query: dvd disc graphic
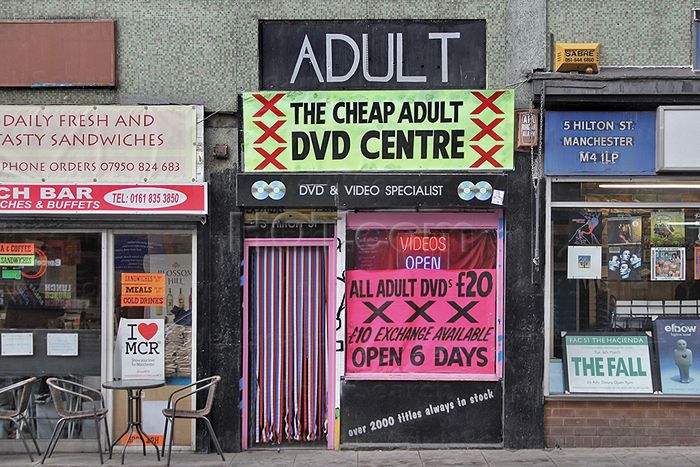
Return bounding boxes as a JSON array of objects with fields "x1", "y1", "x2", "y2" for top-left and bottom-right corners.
[
  {"x1": 475, "y1": 181, "x2": 493, "y2": 201},
  {"x1": 457, "y1": 181, "x2": 476, "y2": 201},
  {"x1": 251, "y1": 180, "x2": 269, "y2": 200},
  {"x1": 268, "y1": 180, "x2": 286, "y2": 200}
]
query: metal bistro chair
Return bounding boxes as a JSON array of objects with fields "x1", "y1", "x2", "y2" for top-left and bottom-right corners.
[
  {"x1": 0, "y1": 377, "x2": 41, "y2": 461},
  {"x1": 161, "y1": 375, "x2": 224, "y2": 466},
  {"x1": 42, "y1": 378, "x2": 111, "y2": 465}
]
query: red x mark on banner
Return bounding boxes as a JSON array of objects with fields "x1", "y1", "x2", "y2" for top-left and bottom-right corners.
[
  {"x1": 471, "y1": 91, "x2": 505, "y2": 115},
  {"x1": 471, "y1": 118, "x2": 504, "y2": 142},
  {"x1": 470, "y1": 144, "x2": 504, "y2": 168},
  {"x1": 253, "y1": 120, "x2": 286, "y2": 144},
  {"x1": 252, "y1": 93, "x2": 286, "y2": 118},
  {"x1": 254, "y1": 147, "x2": 287, "y2": 170}
]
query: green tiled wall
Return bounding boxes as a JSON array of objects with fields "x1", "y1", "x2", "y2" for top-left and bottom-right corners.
[
  {"x1": 548, "y1": 0, "x2": 700, "y2": 67},
  {"x1": 0, "y1": 0, "x2": 508, "y2": 111}
]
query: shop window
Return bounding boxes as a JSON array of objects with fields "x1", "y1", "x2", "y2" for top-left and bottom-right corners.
[
  {"x1": 345, "y1": 212, "x2": 503, "y2": 380},
  {"x1": 347, "y1": 228, "x2": 496, "y2": 271},
  {"x1": 549, "y1": 181, "x2": 700, "y2": 394},
  {"x1": 113, "y1": 232, "x2": 194, "y2": 446},
  {"x1": 0, "y1": 232, "x2": 102, "y2": 440}
]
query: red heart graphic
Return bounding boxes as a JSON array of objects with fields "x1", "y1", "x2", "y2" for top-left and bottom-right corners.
[{"x1": 138, "y1": 323, "x2": 158, "y2": 340}]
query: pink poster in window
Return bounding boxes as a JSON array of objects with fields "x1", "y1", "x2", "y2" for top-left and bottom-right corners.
[{"x1": 345, "y1": 268, "x2": 497, "y2": 376}]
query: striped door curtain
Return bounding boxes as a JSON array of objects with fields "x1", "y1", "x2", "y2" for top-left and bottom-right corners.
[{"x1": 249, "y1": 245, "x2": 328, "y2": 444}]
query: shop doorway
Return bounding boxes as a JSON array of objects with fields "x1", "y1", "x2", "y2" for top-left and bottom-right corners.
[
  {"x1": 110, "y1": 231, "x2": 196, "y2": 449},
  {"x1": 243, "y1": 239, "x2": 335, "y2": 448}
]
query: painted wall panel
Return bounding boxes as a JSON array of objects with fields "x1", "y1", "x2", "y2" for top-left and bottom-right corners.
[{"x1": 0, "y1": 20, "x2": 115, "y2": 87}]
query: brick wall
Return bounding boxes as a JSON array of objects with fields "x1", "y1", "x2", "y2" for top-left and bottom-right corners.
[{"x1": 545, "y1": 400, "x2": 700, "y2": 447}]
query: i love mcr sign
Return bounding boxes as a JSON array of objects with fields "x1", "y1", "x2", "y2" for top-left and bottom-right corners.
[
  {"x1": 114, "y1": 319, "x2": 165, "y2": 380},
  {"x1": 242, "y1": 90, "x2": 514, "y2": 172}
]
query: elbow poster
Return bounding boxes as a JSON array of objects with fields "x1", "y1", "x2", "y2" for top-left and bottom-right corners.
[
  {"x1": 345, "y1": 268, "x2": 499, "y2": 379},
  {"x1": 654, "y1": 318, "x2": 700, "y2": 395}
]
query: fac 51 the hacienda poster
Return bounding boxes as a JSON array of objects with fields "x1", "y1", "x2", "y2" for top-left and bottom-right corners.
[{"x1": 562, "y1": 333, "x2": 654, "y2": 394}]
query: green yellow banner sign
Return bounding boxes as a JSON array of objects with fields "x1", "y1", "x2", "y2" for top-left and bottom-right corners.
[
  {"x1": 243, "y1": 90, "x2": 514, "y2": 172},
  {"x1": 0, "y1": 255, "x2": 34, "y2": 266}
]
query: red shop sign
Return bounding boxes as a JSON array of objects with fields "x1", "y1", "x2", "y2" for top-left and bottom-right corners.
[{"x1": 0, "y1": 183, "x2": 207, "y2": 215}]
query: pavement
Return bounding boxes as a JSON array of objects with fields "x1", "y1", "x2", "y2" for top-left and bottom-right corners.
[{"x1": 2, "y1": 447, "x2": 700, "y2": 467}]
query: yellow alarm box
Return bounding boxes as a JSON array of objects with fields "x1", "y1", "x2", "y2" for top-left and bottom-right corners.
[{"x1": 555, "y1": 43, "x2": 599, "y2": 73}]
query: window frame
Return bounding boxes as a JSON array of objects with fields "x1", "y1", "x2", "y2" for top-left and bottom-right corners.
[
  {"x1": 108, "y1": 228, "x2": 198, "y2": 450},
  {"x1": 545, "y1": 177, "x2": 700, "y2": 399},
  {"x1": 693, "y1": 8, "x2": 700, "y2": 71},
  {"x1": 345, "y1": 211, "x2": 505, "y2": 382}
]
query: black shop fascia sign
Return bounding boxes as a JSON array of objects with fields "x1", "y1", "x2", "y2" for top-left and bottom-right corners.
[
  {"x1": 236, "y1": 173, "x2": 507, "y2": 209},
  {"x1": 259, "y1": 20, "x2": 486, "y2": 90}
]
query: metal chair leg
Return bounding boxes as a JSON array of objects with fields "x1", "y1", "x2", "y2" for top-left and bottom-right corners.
[
  {"x1": 20, "y1": 414, "x2": 41, "y2": 455},
  {"x1": 13, "y1": 419, "x2": 34, "y2": 462},
  {"x1": 49, "y1": 419, "x2": 70, "y2": 457},
  {"x1": 161, "y1": 416, "x2": 169, "y2": 457},
  {"x1": 94, "y1": 415, "x2": 104, "y2": 465},
  {"x1": 166, "y1": 418, "x2": 175, "y2": 467},
  {"x1": 47, "y1": 419, "x2": 66, "y2": 457},
  {"x1": 103, "y1": 416, "x2": 113, "y2": 459},
  {"x1": 41, "y1": 418, "x2": 65, "y2": 464},
  {"x1": 202, "y1": 417, "x2": 225, "y2": 462}
]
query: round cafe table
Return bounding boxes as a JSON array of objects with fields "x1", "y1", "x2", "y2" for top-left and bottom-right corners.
[{"x1": 102, "y1": 379, "x2": 165, "y2": 465}]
